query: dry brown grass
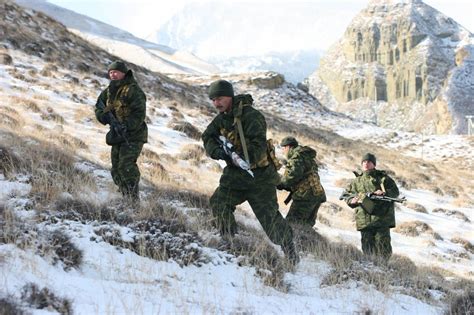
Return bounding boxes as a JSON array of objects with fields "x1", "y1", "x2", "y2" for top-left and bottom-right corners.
[
  {"x1": 0, "y1": 130, "x2": 96, "y2": 205},
  {"x1": 451, "y1": 237, "x2": 474, "y2": 255},
  {"x1": 405, "y1": 202, "x2": 428, "y2": 213}
]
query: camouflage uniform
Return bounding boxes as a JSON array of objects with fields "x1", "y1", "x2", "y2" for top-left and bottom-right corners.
[
  {"x1": 341, "y1": 168, "x2": 399, "y2": 259},
  {"x1": 95, "y1": 66, "x2": 147, "y2": 201},
  {"x1": 279, "y1": 144, "x2": 326, "y2": 226},
  {"x1": 202, "y1": 93, "x2": 296, "y2": 261}
]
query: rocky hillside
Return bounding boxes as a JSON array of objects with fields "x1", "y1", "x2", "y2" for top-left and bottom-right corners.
[
  {"x1": 1, "y1": 1, "x2": 473, "y2": 313},
  {"x1": 305, "y1": 0, "x2": 474, "y2": 134},
  {"x1": 14, "y1": 0, "x2": 219, "y2": 75}
]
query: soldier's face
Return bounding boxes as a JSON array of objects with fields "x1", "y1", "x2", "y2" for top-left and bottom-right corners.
[
  {"x1": 211, "y1": 96, "x2": 233, "y2": 113},
  {"x1": 283, "y1": 145, "x2": 290, "y2": 156},
  {"x1": 362, "y1": 160, "x2": 375, "y2": 171},
  {"x1": 109, "y1": 70, "x2": 125, "y2": 81}
]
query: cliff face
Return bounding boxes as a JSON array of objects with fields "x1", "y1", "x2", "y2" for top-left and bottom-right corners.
[{"x1": 307, "y1": 0, "x2": 474, "y2": 134}]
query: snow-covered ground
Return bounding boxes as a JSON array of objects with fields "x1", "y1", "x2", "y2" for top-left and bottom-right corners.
[{"x1": 1, "y1": 10, "x2": 473, "y2": 313}]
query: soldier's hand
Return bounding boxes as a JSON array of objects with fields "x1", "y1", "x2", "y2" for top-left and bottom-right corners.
[
  {"x1": 350, "y1": 197, "x2": 360, "y2": 204},
  {"x1": 214, "y1": 149, "x2": 228, "y2": 161},
  {"x1": 373, "y1": 190, "x2": 385, "y2": 196}
]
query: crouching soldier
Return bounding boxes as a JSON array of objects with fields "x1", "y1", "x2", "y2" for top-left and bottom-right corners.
[
  {"x1": 277, "y1": 137, "x2": 326, "y2": 226},
  {"x1": 202, "y1": 79, "x2": 299, "y2": 265},
  {"x1": 95, "y1": 60, "x2": 148, "y2": 203},
  {"x1": 340, "y1": 153, "x2": 399, "y2": 259}
]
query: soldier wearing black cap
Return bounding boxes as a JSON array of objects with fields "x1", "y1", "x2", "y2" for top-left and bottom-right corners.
[
  {"x1": 202, "y1": 79, "x2": 299, "y2": 265},
  {"x1": 277, "y1": 137, "x2": 326, "y2": 227},
  {"x1": 340, "y1": 153, "x2": 400, "y2": 259},
  {"x1": 95, "y1": 60, "x2": 148, "y2": 204}
]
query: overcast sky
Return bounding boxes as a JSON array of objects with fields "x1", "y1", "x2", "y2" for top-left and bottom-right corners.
[{"x1": 47, "y1": 0, "x2": 473, "y2": 43}]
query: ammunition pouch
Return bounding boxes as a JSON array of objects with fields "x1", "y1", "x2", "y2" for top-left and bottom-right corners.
[{"x1": 106, "y1": 128, "x2": 125, "y2": 145}]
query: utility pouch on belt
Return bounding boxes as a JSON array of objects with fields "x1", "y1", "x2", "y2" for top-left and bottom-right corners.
[{"x1": 360, "y1": 193, "x2": 376, "y2": 214}]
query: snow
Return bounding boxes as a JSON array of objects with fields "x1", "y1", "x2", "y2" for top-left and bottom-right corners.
[{"x1": 1, "y1": 5, "x2": 473, "y2": 313}]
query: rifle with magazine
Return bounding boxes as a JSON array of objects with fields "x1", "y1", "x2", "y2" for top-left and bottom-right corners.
[
  {"x1": 339, "y1": 192, "x2": 405, "y2": 215},
  {"x1": 96, "y1": 99, "x2": 129, "y2": 146},
  {"x1": 339, "y1": 192, "x2": 406, "y2": 203},
  {"x1": 215, "y1": 135, "x2": 254, "y2": 178}
]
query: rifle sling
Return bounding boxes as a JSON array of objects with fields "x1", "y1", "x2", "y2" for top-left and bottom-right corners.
[{"x1": 234, "y1": 100, "x2": 250, "y2": 165}]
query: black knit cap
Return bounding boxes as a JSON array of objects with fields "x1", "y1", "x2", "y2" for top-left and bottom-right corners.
[
  {"x1": 361, "y1": 153, "x2": 376, "y2": 166},
  {"x1": 108, "y1": 60, "x2": 128, "y2": 74},
  {"x1": 280, "y1": 136, "x2": 298, "y2": 147},
  {"x1": 208, "y1": 80, "x2": 234, "y2": 99}
]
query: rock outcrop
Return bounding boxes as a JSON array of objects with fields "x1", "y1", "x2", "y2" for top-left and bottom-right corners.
[{"x1": 306, "y1": 0, "x2": 474, "y2": 134}]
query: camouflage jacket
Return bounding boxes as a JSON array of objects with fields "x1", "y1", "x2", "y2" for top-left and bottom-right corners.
[
  {"x1": 95, "y1": 70, "x2": 148, "y2": 145},
  {"x1": 202, "y1": 94, "x2": 279, "y2": 189},
  {"x1": 341, "y1": 169, "x2": 399, "y2": 230},
  {"x1": 280, "y1": 145, "x2": 326, "y2": 201}
]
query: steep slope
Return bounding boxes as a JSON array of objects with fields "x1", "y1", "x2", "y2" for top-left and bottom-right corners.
[
  {"x1": 305, "y1": 0, "x2": 474, "y2": 134},
  {"x1": 14, "y1": 0, "x2": 219, "y2": 75},
  {"x1": 1, "y1": 1, "x2": 473, "y2": 313}
]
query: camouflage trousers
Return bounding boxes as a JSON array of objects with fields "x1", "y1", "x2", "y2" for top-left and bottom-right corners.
[
  {"x1": 360, "y1": 227, "x2": 392, "y2": 259},
  {"x1": 286, "y1": 197, "x2": 324, "y2": 226},
  {"x1": 111, "y1": 142, "x2": 144, "y2": 200},
  {"x1": 210, "y1": 184, "x2": 294, "y2": 250}
]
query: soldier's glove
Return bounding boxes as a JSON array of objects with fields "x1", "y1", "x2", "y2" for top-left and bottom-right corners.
[
  {"x1": 276, "y1": 184, "x2": 290, "y2": 191},
  {"x1": 213, "y1": 149, "x2": 229, "y2": 161}
]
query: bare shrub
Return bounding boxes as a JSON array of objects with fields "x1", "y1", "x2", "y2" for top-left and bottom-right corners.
[
  {"x1": 178, "y1": 144, "x2": 205, "y2": 162},
  {"x1": 39, "y1": 63, "x2": 58, "y2": 77},
  {"x1": 94, "y1": 215, "x2": 208, "y2": 267},
  {"x1": 433, "y1": 208, "x2": 470, "y2": 222},
  {"x1": 0, "y1": 145, "x2": 21, "y2": 178},
  {"x1": 405, "y1": 202, "x2": 428, "y2": 213},
  {"x1": 394, "y1": 221, "x2": 434, "y2": 237},
  {"x1": 451, "y1": 237, "x2": 474, "y2": 254},
  {"x1": 21, "y1": 283, "x2": 72, "y2": 315},
  {"x1": 54, "y1": 197, "x2": 128, "y2": 224},
  {"x1": 445, "y1": 290, "x2": 474, "y2": 315},
  {"x1": 167, "y1": 119, "x2": 202, "y2": 140},
  {"x1": 0, "y1": 52, "x2": 13, "y2": 65},
  {"x1": 23, "y1": 99, "x2": 41, "y2": 112},
  {"x1": 41, "y1": 107, "x2": 65, "y2": 124},
  {"x1": 39, "y1": 230, "x2": 83, "y2": 270},
  {"x1": 58, "y1": 135, "x2": 89, "y2": 150},
  {"x1": 0, "y1": 296, "x2": 24, "y2": 315},
  {"x1": 0, "y1": 111, "x2": 21, "y2": 129}
]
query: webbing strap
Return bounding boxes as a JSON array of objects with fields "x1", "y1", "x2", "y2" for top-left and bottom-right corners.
[{"x1": 235, "y1": 101, "x2": 250, "y2": 164}]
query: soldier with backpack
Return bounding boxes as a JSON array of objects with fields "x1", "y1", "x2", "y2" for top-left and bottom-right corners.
[
  {"x1": 277, "y1": 136, "x2": 326, "y2": 227},
  {"x1": 201, "y1": 79, "x2": 299, "y2": 265}
]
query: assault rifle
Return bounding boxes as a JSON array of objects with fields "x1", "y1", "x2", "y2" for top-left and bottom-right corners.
[
  {"x1": 215, "y1": 135, "x2": 254, "y2": 178},
  {"x1": 339, "y1": 192, "x2": 406, "y2": 203},
  {"x1": 366, "y1": 193, "x2": 406, "y2": 203},
  {"x1": 96, "y1": 99, "x2": 129, "y2": 146}
]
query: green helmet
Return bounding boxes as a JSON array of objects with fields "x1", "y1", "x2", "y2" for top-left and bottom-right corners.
[
  {"x1": 280, "y1": 136, "x2": 298, "y2": 147},
  {"x1": 208, "y1": 80, "x2": 234, "y2": 99}
]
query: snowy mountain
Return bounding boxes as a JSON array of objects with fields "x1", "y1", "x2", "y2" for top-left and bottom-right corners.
[
  {"x1": 150, "y1": 2, "x2": 360, "y2": 84},
  {"x1": 14, "y1": 0, "x2": 219, "y2": 75},
  {"x1": 1, "y1": 1, "x2": 473, "y2": 314},
  {"x1": 305, "y1": 0, "x2": 474, "y2": 135}
]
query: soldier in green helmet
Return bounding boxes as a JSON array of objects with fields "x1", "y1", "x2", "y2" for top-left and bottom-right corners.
[
  {"x1": 202, "y1": 79, "x2": 299, "y2": 265},
  {"x1": 340, "y1": 153, "x2": 399, "y2": 259},
  {"x1": 95, "y1": 60, "x2": 148, "y2": 203},
  {"x1": 277, "y1": 136, "x2": 326, "y2": 227}
]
